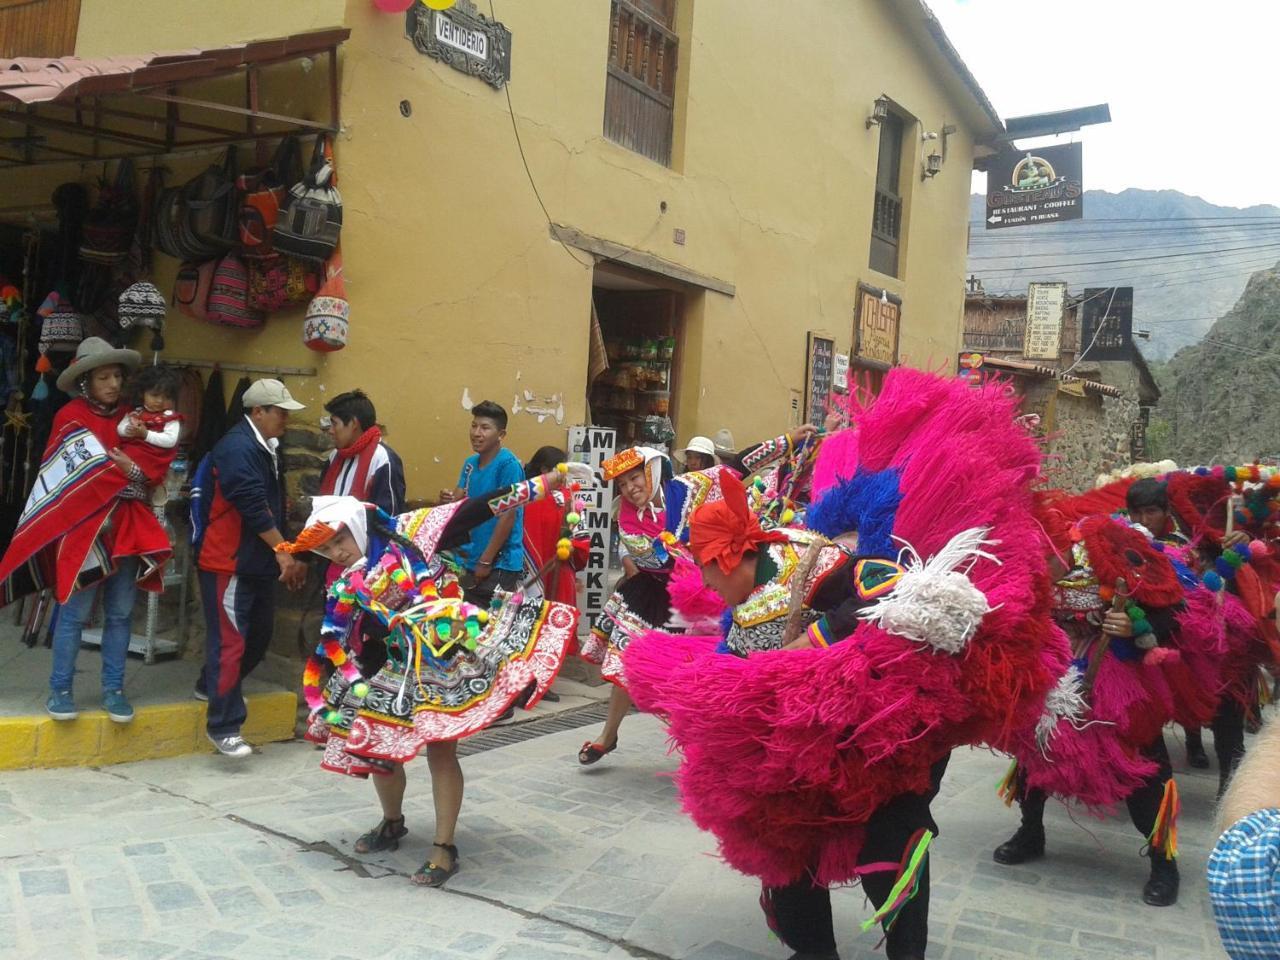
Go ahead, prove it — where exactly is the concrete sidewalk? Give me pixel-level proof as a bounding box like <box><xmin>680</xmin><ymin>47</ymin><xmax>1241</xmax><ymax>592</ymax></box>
<box><xmin>0</xmin><ymin>615</ymin><xmax>605</xmax><ymax>770</ymax></box>
<box><xmin>0</xmin><ymin>711</ymin><xmax>1234</xmax><ymax>960</ymax></box>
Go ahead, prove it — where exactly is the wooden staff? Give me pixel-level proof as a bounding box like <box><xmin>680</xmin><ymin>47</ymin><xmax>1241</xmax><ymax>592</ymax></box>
<box><xmin>1083</xmin><ymin>576</ymin><xmax>1128</xmax><ymax>698</ymax></box>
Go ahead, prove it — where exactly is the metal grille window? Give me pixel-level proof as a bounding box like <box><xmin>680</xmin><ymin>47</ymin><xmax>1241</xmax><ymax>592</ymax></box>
<box><xmin>604</xmin><ymin>0</ymin><xmax>678</xmax><ymax>167</ymax></box>
<box><xmin>869</xmin><ymin>112</ymin><xmax>904</xmax><ymax>278</ymax></box>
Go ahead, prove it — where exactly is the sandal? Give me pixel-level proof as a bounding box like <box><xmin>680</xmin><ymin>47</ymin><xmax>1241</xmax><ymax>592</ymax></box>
<box><xmin>354</xmin><ymin>816</ymin><xmax>407</xmax><ymax>854</ymax></box>
<box><xmin>578</xmin><ymin>739</ymin><xmax>617</xmax><ymax>765</ymax></box>
<box><xmin>412</xmin><ymin>842</ymin><xmax>460</xmax><ymax>887</ymax></box>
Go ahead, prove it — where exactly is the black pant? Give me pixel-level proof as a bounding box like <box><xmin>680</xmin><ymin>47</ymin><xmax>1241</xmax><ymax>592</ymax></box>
<box><xmin>767</xmin><ymin>754</ymin><xmax>951</xmax><ymax>959</ymax></box>
<box><xmin>1018</xmin><ymin>734</ymin><xmax>1171</xmax><ymax>840</ymax></box>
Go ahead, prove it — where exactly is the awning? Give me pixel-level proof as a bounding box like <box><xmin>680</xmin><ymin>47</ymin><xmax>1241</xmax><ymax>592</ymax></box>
<box><xmin>0</xmin><ymin>28</ymin><xmax>348</xmax><ymax>167</ymax></box>
<box><xmin>975</xmin><ymin>355</ymin><xmax>1123</xmax><ymax>398</ymax></box>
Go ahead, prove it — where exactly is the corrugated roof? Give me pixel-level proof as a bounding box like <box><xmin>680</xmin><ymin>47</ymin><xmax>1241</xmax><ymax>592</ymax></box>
<box><xmin>0</xmin><ymin>29</ymin><xmax>348</xmax><ymax>105</ymax></box>
<box><xmin>981</xmin><ymin>355</ymin><xmax>1124</xmax><ymax>398</ymax></box>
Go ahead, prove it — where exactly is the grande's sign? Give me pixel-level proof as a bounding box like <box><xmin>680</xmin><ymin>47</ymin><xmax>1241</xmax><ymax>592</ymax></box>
<box><xmin>985</xmin><ymin>143</ymin><xmax>1083</xmax><ymax>229</ymax></box>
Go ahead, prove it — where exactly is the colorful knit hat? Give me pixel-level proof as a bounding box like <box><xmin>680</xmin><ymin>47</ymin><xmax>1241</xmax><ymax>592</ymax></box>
<box><xmin>117</xmin><ymin>281</ymin><xmax>167</xmax><ymax>330</ymax></box>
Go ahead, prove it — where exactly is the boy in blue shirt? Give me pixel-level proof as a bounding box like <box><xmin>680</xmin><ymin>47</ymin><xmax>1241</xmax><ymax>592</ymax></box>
<box><xmin>440</xmin><ymin>400</ymin><xmax>525</xmax><ymax>607</ymax></box>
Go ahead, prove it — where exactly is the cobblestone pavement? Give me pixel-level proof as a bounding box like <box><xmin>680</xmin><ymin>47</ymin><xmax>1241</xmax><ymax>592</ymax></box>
<box><xmin>0</xmin><ymin>712</ymin><xmax>1233</xmax><ymax>960</ymax></box>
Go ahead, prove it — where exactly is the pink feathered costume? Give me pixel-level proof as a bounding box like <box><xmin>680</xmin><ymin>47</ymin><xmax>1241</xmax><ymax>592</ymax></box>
<box><xmin>624</xmin><ymin>369</ymin><xmax>1059</xmax><ymax>891</ymax></box>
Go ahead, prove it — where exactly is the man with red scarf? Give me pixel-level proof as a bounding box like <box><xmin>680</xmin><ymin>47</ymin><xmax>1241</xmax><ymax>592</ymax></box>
<box><xmin>320</xmin><ymin>390</ymin><xmax>405</xmax><ymax>520</ymax></box>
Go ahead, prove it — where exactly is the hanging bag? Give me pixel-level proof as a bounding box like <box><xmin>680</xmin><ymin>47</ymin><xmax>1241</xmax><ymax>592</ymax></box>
<box><xmin>173</xmin><ymin>260</ymin><xmax>216</xmax><ymax>322</ymax></box>
<box><xmin>303</xmin><ymin>249</ymin><xmax>348</xmax><ymax>352</ymax></box>
<box><xmin>247</xmin><ymin>254</ymin><xmax>319</xmax><ymax>312</ymax></box>
<box><xmin>273</xmin><ymin>135</ymin><xmax>342</xmax><ymax>263</ymax></box>
<box><xmin>79</xmin><ymin>159</ymin><xmax>138</xmax><ymax>265</ymax></box>
<box><xmin>179</xmin><ymin>147</ymin><xmax>239</xmax><ymax>257</ymax></box>
<box><xmin>205</xmin><ymin>253</ymin><xmax>265</xmax><ymax>330</ymax></box>
<box><xmin>238</xmin><ymin>135</ymin><xmax>302</xmax><ymax>258</ymax></box>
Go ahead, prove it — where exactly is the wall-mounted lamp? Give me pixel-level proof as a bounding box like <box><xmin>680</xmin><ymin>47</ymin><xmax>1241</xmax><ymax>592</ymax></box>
<box><xmin>866</xmin><ymin>96</ymin><xmax>890</xmax><ymax>129</ymax></box>
<box><xmin>922</xmin><ymin>152</ymin><xmax>943</xmax><ymax>180</ymax></box>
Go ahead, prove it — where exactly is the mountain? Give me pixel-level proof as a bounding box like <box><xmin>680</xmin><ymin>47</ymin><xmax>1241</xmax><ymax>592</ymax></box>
<box><xmin>1148</xmin><ymin>264</ymin><xmax>1280</xmax><ymax>464</ymax></box>
<box><xmin>966</xmin><ymin>189</ymin><xmax>1280</xmax><ymax>360</ymax></box>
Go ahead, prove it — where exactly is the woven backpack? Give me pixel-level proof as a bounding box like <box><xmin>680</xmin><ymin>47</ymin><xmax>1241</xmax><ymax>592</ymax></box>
<box><xmin>178</xmin><ymin>147</ymin><xmax>239</xmax><ymax>258</ymax></box>
<box><xmin>204</xmin><ymin>254</ymin><xmax>264</xmax><ymax>330</ymax></box>
<box><xmin>237</xmin><ymin>135</ymin><xmax>303</xmax><ymax>259</ymax></box>
<box><xmin>79</xmin><ymin>159</ymin><xmax>138</xmax><ymax>265</ymax></box>
<box><xmin>273</xmin><ymin>135</ymin><xmax>342</xmax><ymax>264</ymax></box>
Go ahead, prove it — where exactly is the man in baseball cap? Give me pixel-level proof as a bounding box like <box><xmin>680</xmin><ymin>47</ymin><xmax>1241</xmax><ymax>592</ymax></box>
<box><xmin>195</xmin><ymin>378</ymin><xmax>305</xmax><ymax>758</ymax></box>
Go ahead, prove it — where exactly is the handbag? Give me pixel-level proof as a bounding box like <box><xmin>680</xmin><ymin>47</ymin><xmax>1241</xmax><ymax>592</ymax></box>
<box><xmin>247</xmin><ymin>254</ymin><xmax>319</xmax><ymax>312</ymax></box>
<box><xmin>273</xmin><ymin>135</ymin><xmax>342</xmax><ymax>263</ymax></box>
<box><xmin>238</xmin><ymin>135</ymin><xmax>303</xmax><ymax>258</ymax></box>
<box><xmin>205</xmin><ymin>253</ymin><xmax>265</xmax><ymax>329</ymax></box>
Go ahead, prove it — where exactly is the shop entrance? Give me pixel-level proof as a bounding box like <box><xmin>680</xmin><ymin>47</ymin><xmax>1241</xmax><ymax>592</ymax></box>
<box><xmin>588</xmin><ymin>264</ymin><xmax>684</xmax><ymax>454</ymax></box>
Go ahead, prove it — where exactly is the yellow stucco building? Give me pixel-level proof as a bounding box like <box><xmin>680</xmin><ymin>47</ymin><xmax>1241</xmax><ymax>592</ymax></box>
<box><xmin>2</xmin><ymin>0</ymin><xmax>1002</xmax><ymax>497</ymax></box>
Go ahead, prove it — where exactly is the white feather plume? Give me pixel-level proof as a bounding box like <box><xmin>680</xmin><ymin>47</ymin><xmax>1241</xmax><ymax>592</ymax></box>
<box><xmin>858</xmin><ymin>526</ymin><xmax>998</xmax><ymax>654</ymax></box>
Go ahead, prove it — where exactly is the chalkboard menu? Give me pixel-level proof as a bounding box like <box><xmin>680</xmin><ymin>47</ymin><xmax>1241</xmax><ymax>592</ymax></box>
<box><xmin>805</xmin><ymin>333</ymin><xmax>835</xmax><ymax>426</ymax></box>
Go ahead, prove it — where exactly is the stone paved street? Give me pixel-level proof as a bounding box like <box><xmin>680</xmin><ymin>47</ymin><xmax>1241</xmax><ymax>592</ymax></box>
<box><xmin>0</xmin><ymin>712</ymin><xmax>1234</xmax><ymax>960</ymax></box>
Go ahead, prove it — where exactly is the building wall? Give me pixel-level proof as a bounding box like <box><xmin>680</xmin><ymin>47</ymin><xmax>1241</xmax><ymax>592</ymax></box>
<box><xmin>34</xmin><ymin>0</ymin><xmax>988</xmax><ymax>501</ymax></box>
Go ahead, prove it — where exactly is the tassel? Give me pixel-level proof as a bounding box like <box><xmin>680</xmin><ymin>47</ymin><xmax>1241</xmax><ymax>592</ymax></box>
<box><xmin>34</xmin><ymin>352</ymin><xmax>52</xmax><ymax>373</ymax></box>
<box><xmin>1146</xmin><ymin>778</ymin><xmax>1180</xmax><ymax>861</ymax></box>
<box><xmin>860</xmin><ymin>829</ymin><xmax>934</xmax><ymax>933</ymax></box>
<box><xmin>31</xmin><ymin>375</ymin><xmax>49</xmax><ymax>401</ymax></box>
<box><xmin>996</xmin><ymin>759</ymin><xmax>1019</xmax><ymax>808</ymax></box>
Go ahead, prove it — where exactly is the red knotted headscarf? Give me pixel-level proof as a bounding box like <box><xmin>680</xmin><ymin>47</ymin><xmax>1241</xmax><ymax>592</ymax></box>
<box><xmin>689</xmin><ymin>470</ymin><xmax>787</xmax><ymax>574</ymax></box>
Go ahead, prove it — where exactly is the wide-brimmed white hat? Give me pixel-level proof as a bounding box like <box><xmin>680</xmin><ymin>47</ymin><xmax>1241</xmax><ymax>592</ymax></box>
<box><xmin>55</xmin><ymin>336</ymin><xmax>140</xmax><ymax>394</ymax></box>
<box><xmin>683</xmin><ymin>436</ymin><xmax>716</xmax><ymax>458</ymax></box>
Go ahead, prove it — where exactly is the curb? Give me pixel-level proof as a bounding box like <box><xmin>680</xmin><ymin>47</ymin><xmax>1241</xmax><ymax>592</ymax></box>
<box><xmin>0</xmin><ymin>690</ymin><xmax>297</xmax><ymax>771</ymax></box>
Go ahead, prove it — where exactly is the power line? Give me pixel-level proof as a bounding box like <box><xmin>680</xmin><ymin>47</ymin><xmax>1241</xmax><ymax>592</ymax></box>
<box><xmin>967</xmin><ymin>231</ymin><xmax>1280</xmax><ymax>262</ymax></box>
<box><xmin>971</xmin><ymin>240</ymin><xmax>1280</xmax><ymax>275</ymax></box>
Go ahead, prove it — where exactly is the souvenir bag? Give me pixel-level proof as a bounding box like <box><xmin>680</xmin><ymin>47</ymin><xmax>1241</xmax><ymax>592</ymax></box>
<box><xmin>273</xmin><ymin>135</ymin><xmax>342</xmax><ymax>263</ymax></box>
<box><xmin>173</xmin><ymin>260</ymin><xmax>215</xmax><ymax>321</ymax></box>
<box><xmin>178</xmin><ymin>147</ymin><xmax>239</xmax><ymax>257</ymax></box>
<box><xmin>247</xmin><ymin>254</ymin><xmax>319</xmax><ymax>312</ymax></box>
<box><xmin>205</xmin><ymin>253</ymin><xmax>265</xmax><ymax>330</ymax></box>
<box><xmin>302</xmin><ymin>250</ymin><xmax>348</xmax><ymax>352</ymax></box>
<box><xmin>79</xmin><ymin>159</ymin><xmax>138</xmax><ymax>265</ymax></box>
<box><xmin>238</xmin><ymin>135</ymin><xmax>302</xmax><ymax>258</ymax></box>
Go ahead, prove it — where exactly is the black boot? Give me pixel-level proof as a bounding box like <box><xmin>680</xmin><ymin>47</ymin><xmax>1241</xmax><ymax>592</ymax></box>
<box><xmin>993</xmin><ymin>823</ymin><xmax>1045</xmax><ymax>865</ymax></box>
<box><xmin>1184</xmin><ymin>728</ymin><xmax>1209</xmax><ymax>769</ymax></box>
<box><xmin>1142</xmin><ymin>852</ymin><xmax>1179</xmax><ymax>906</ymax></box>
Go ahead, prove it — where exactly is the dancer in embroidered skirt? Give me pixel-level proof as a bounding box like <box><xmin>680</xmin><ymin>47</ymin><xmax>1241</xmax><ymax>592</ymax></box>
<box><xmin>624</xmin><ymin>369</ymin><xmax>1058</xmax><ymax>960</ymax></box>
<box><xmin>278</xmin><ymin>463</ymin><xmax>591</xmax><ymax>886</ymax></box>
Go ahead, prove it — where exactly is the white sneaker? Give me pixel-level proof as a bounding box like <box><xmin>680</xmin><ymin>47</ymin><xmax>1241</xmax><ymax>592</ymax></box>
<box><xmin>207</xmin><ymin>733</ymin><xmax>253</xmax><ymax>758</ymax></box>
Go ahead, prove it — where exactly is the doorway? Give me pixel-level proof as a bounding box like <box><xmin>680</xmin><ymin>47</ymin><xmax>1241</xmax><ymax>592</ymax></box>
<box><xmin>588</xmin><ymin>264</ymin><xmax>685</xmax><ymax>454</ymax></box>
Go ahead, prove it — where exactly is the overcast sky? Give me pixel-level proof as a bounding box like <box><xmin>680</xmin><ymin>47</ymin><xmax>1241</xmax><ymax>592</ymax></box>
<box><xmin>930</xmin><ymin>0</ymin><xmax>1278</xmax><ymax>211</ymax></box>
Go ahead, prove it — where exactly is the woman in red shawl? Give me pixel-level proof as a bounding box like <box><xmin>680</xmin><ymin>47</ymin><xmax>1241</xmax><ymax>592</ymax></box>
<box><xmin>521</xmin><ymin>446</ymin><xmax>588</xmax><ymax>608</ymax></box>
<box><xmin>0</xmin><ymin>338</ymin><xmax>173</xmax><ymax>723</ymax></box>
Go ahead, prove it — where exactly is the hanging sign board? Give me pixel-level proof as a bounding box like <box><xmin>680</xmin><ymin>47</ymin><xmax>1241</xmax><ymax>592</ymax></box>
<box><xmin>1024</xmin><ymin>282</ymin><xmax>1067</xmax><ymax>359</ymax></box>
<box><xmin>855</xmin><ymin>284</ymin><xmax>901</xmax><ymax>367</ymax></box>
<box><xmin>804</xmin><ymin>333</ymin><xmax>835</xmax><ymax>426</ymax></box>
<box><xmin>568</xmin><ymin>425</ymin><xmax>616</xmax><ymax>628</ymax></box>
<box><xmin>406</xmin><ymin>0</ymin><xmax>512</xmax><ymax>90</ymax></box>
<box><xmin>1079</xmin><ymin>286</ymin><xmax>1134</xmax><ymax>360</ymax></box>
<box><xmin>985</xmin><ymin>143</ymin><xmax>1083</xmax><ymax>229</ymax></box>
